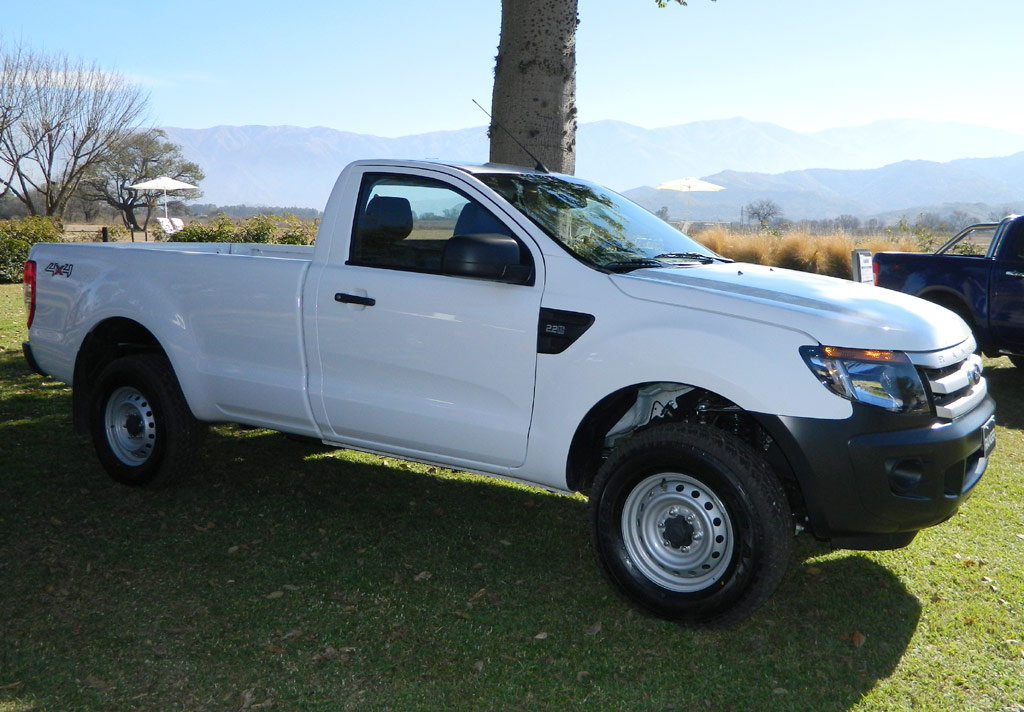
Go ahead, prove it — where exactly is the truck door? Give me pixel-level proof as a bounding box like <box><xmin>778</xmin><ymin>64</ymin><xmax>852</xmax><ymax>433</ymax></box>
<box><xmin>309</xmin><ymin>169</ymin><xmax>543</xmax><ymax>468</ymax></box>
<box><xmin>988</xmin><ymin>218</ymin><xmax>1024</xmax><ymax>352</ymax></box>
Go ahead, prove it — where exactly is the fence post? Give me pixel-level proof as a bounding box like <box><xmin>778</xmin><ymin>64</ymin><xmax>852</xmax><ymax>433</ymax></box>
<box><xmin>101</xmin><ymin>227</ymin><xmax>109</xmax><ymax>243</ymax></box>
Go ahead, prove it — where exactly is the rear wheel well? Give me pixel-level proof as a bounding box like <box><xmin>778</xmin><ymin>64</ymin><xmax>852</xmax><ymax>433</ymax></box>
<box><xmin>920</xmin><ymin>291</ymin><xmax>975</xmax><ymax>328</ymax></box>
<box><xmin>566</xmin><ymin>383</ymin><xmax>806</xmax><ymax>519</ymax></box>
<box><xmin>72</xmin><ymin>318</ymin><xmax>166</xmax><ymax>436</ymax></box>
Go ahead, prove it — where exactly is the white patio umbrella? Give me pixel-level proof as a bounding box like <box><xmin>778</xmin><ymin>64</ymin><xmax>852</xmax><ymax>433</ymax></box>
<box><xmin>129</xmin><ymin>176</ymin><xmax>199</xmax><ymax>219</ymax></box>
<box><xmin>655</xmin><ymin>177</ymin><xmax>725</xmax><ymax>221</ymax></box>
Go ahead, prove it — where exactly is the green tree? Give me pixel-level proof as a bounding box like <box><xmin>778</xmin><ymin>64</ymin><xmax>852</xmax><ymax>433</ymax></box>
<box><xmin>488</xmin><ymin>1</ymin><xmax>708</xmax><ymax>173</ymax></box>
<box><xmin>79</xmin><ymin>130</ymin><xmax>203</xmax><ymax>239</ymax></box>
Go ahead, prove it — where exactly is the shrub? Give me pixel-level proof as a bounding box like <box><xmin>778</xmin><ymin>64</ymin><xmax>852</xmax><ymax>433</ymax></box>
<box><xmin>171</xmin><ymin>221</ymin><xmax>210</xmax><ymax>242</ymax></box>
<box><xmin>0</xmin><ymin>237</ymin><xmax>31</xmax><ymax>284</ymax></box>
<box><xmin>0</xmin><ymin>217</ymin><xmax>64</xmax><ymax>283</ymax></box>
<box><xmin>277</xmin><ymin>214</ymin><xmax>318</xmax><ymax>245</ymax></box>
<box><xmin>811</xmin><ymin>235</ymin><xmax>856</xmax><ymax>279</ymax></box>
<box><xmin>0</xmin><ymin>216</ymin><xmax>63</xmax><ymax>244</ymax></box>
<box><xmin>773</xmin><ymin>231</ymin><xmax>816</xmax><ymax>273</ymax></box>
<box><xmin>692</xmin><ymin>226</ymin><xmax>922</xmax><ymax>279</ymax></box>
<box><xmin>172</xmin><ymin>214</ymin><xmax>237</xmax><ymax>243</ymax></box>
<box><xmin>238</xmin><ymin>215</ymin><xmax>275</xmax><ymax>243</ymax></box>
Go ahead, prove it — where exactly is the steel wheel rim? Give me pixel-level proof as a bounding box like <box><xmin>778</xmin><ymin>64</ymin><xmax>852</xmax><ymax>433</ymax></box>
<box><xmin>621</xmin><ymin>472</ymin><xmax>734</xmax><ymax>592</ymax></box>
<box><xmin>104</xmin><ymin>386</ymin><xmax>156</xmax><ymax>466</ymax></box>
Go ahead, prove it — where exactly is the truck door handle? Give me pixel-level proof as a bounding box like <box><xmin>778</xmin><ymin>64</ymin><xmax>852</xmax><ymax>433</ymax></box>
<box><xmin>334</xmin><ymin>293</ymin><xmax>376</xmax><ymax>307</ymax></box>
<box><xmin>1005</xmin><ymin>271</ymin><xmax>1024</xmax><ymax>279</ymax></box>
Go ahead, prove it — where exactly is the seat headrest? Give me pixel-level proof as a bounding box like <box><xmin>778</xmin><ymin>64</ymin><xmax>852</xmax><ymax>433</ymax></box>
<box><xmin>455</xmin><ymin>202</ymin><xmax>511</xmax><ymax>237</ymax></box>
<box><xmin>361</xmin><ymin>196</ymin><xmax>413</xmax><ymax>242</ymax></box>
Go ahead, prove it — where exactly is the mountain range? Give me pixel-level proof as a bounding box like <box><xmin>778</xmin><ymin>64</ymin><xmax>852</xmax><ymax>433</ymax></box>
<box><xmin>162</xmin><ymin>118</ymin><xmax>1024</xmax><ymax>221</ymax></box>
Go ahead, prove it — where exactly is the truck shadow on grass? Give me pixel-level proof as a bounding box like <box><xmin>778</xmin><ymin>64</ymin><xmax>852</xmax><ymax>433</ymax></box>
<box><xmin>980</xmin><ymin>359</ymin><xmax>1024</xmax><ymax>429</ymax></box>
<box><xmin>0</xmin><ymin>413</ymin><xmax>920</xmax><ymax>712</ymax></box>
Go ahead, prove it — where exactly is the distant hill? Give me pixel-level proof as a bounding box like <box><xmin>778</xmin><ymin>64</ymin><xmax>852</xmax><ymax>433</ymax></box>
<box><xmin>626</xmin><ymin>154</ymin><xmax>1024</xmax><ymax>222</ymax></box>
<box><xmin>162</xmin><ymin>118</ymin><xmax>1024</xmax><ymax>217</ymax></box>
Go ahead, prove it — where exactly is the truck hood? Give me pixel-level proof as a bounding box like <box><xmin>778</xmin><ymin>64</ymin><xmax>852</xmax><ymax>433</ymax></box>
<box><xmin>612</xmin><ymin>262</ymin><xmax>971</xmax><ymax>352</ymax></box>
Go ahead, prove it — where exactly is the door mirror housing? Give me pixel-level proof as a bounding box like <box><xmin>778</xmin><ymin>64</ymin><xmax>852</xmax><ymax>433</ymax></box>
<box><xmin>442</xmin><ymin>233</ymin><xmax>533</xmax><ymax>285</ymax></box>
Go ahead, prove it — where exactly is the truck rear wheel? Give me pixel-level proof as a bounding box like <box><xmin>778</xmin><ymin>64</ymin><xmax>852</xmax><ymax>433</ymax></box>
<box><xmin>89</xmin><ymin>354</ymin><xmax>204</xmax><ymax>488</ymax></box>
<box><xmin>589</xmin><ymin>423</ymin><xmax>791</xmax><ymax>627</ymax></box>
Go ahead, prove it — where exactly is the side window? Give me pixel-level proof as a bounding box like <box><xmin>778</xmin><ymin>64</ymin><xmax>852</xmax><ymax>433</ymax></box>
<box><xmin>1001</xmin><ymin>219</ymin><xmax>1024</xmax><ymax>261</ymax></box>
<box><xmin>349</xmin><ymin>173</ymin><xmax>526</xmax><ymax>275</ymax></box>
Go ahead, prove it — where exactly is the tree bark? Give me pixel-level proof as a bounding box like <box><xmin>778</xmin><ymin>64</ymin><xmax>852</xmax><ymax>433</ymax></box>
<box><xmin>490</xmin><ymin>0</ymin><xmax>577</xmax><ymax>174</ymax></box>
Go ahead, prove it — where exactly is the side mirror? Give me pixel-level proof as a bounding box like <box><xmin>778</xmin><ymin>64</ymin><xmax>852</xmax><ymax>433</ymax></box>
<box><xmin>442</xmin><ymin>233</ymin><xmax>533</xmax><ymax>285</ymax></box>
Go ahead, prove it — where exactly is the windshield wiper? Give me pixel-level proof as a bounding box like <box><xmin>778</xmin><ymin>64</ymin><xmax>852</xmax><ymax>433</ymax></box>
<box><xmin>600</xmin><ymin>257</ymin><xmax>666</xmax><ymax>273</ymax></box>
<box><xmin>652</xmin><ymin>251</ymin><xmax>725</xmax><ymax>264</ymax></box>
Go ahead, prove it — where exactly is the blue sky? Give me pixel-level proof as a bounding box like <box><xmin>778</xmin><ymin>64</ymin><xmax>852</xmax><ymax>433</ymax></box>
<box><xmin>5</xmin><ymin>0</ymin><xmax>1023</xmax><ymax>137</ymax></box>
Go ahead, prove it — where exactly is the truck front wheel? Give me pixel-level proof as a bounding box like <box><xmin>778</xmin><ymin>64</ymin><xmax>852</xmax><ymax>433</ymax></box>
<box><xmin>89</xmin><ymin>354</ymin><xmax>204</xmax><ymax>487</ymax></box>
<box><xmin>589</xmin><ymin>423</ymin><xmax>791</xmax><ymax>627</ymax></box>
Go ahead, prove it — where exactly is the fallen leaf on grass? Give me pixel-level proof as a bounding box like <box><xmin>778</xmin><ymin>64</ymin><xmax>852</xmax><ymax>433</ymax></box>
<box><xmin>583</xmin><ymin>621</ymin><xmax>602</xmax><ymax>636</ymax></box>
<box><xmin>474</xmin><ymin>660</ymin><xmax>484</xmax><ymax>673</ymax></box>
<box><xmin>0</xmin><ymin>681</ymin><xmax>24</xmax><ymax>690</ymax></box>
<box><xmin>265</xmin><ymin>591</ymin><xmax>284</xmax><ymax>600</ymax></box>
<box><xmin>282</xmin><ymin>584</ymin><xmax>300</xmax><ymax>591</ymax></box>
<box><xmin>840</xmin><ymin>630</ymin><xmax>867</xmax><ymax>648</ymax></box>
<box><xmin>413</xmin><ymin>571</ymin><xmax>432</xmax><ymax>582</ymax></box>
<box><xmin>468</xmin><ymin>588</ymin><xmax>488</xmax><ymax>602</ymax></box>
<box><xmin>193</xmin><ymin>522</ymin><xmax>215</xmax><ymax>532</ymax></box>
<box><xmin>576</xmin><ymin>671</ymin><xmax>590</xmax><ymax>682</ymax></box>
<box><xmin>534</xmin><ymin>632</ymin><xmax>549</xmax><ymax>640</ymax></box>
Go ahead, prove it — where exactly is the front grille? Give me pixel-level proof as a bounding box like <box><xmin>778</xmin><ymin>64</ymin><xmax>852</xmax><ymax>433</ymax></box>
<box><xmin>912</xmin><ymin>349</ymin><xmax>986</xmax><ymax>420</ymax></box>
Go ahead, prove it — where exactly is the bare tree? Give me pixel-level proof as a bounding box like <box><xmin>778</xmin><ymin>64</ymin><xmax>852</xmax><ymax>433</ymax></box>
<box><xmin>80</xmin><ymin>129</ymin><xmax>203</xmax><ymax>239</ymax></box>
<box><xmin>743</xmin><ymin>199</ymin><xmax>783</xmax><ymax>229</ymax></box>
<box><xmin>0</xmin><ymin>44</ymin><xmax>36</xmax><ymax>200</ymax></box>
<box><xmin>0</xmin><ymin>45</ymin><xmax>149</xmax><ymax>217</ymax></box>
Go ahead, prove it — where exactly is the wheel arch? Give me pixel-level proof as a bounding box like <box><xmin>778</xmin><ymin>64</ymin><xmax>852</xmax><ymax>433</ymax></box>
<box><xmin>72</xmin><ymin>317</ymin><xmax>168</xmax><ymax>436</ymax></box>
<box><xmin>917</xmin><ymin>288</ymin><xmax>974</xmax><ymax>327</ymax></box>
<box><xmin>565</xmin><ymin>381</ymin><xmax>807</xmax><ymax>521</ymax></box>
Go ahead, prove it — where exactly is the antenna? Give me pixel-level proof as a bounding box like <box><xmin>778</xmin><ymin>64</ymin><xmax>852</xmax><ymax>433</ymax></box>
<box><xmin>473</xmin><ymin>99</ymin><xmax>549</xmax><ymax>174</ymax></box>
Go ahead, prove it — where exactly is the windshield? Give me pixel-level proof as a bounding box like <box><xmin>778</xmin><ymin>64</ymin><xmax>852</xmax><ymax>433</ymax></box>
<box><xmin>477</xmin><ymin>172</ymin><xmax>725</xmax><ymax>272</ymax></box>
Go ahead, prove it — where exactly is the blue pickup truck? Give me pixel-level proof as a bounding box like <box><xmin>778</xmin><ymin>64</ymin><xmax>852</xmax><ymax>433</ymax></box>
<box><xmin>873</xmin><ymin>215</ymin><xmax>1024</xmax><ymax>366</ymax></box>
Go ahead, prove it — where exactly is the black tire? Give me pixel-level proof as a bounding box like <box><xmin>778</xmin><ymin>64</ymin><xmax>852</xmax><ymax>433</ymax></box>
<box><xmin>589</xmin><ymin>423</ymin><xmax>792</xmax><ymax>627</ymax></box>
<box><xmin>89</xmin><ymin>354</ymin><xmax>204</xmax><ymax>488</ymax></box>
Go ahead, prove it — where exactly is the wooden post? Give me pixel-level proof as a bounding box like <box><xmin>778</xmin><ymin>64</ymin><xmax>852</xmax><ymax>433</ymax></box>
<box><xmin>101</xmin><ymin>227</ymin><xmax>109</xmax><ymax>243</ymax></box>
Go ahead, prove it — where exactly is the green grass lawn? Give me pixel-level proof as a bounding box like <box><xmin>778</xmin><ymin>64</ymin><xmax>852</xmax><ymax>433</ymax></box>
<box><xmin>1</xmin><ymin>282</ymin><xmax>1022</xmax><ymax>711</ymax></box>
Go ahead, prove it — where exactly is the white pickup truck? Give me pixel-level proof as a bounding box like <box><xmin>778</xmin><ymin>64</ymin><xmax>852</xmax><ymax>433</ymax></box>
<box><xmin>22</xmin><ymin>159</ymin><xmax>995</xmax><ymax>626</ymax></box>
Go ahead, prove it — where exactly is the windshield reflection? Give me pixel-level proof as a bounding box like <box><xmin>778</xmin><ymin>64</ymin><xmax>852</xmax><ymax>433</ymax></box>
<box><xmin>477</xmin><ymin>173</ymin><xmax>726</xmax><ymax>272</ymax></box>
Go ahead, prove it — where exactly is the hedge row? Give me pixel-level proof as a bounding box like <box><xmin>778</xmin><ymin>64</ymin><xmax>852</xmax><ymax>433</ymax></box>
<box><xmin>0</xmin><ymin>217</ymin><xmax>64</xmax><ymax>284</ymax></box>
<box><xmin>172</xmin><ymin>214</ymin><xmax>318</xmax><ymax>245</ymax></box>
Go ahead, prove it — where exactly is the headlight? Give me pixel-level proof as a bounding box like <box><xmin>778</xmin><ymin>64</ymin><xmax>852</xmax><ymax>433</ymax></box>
<box><xmin>800</xmin><ymin>345</ymin><xmax>930</xmax><ymax>415</ymax></box>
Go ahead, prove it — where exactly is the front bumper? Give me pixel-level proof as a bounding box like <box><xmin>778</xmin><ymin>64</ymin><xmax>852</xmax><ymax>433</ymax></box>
<box><xmin>757</xmin><ymin>395</ymin><xmax>996</xmax><ymax>550</ymax></box>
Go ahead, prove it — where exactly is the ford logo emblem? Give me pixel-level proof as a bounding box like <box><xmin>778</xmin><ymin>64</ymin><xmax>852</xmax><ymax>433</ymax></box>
<box><xmin>967</xmin><ymin>364</ymin><xmax>982</xmax><ymax>387</ymax></box>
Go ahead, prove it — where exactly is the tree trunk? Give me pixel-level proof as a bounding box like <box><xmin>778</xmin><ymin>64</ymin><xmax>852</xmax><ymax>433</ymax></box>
<box><xmin>489</xmin><ymin>0</ymin><xmax>577</xmax><ymax>174</ymax></box>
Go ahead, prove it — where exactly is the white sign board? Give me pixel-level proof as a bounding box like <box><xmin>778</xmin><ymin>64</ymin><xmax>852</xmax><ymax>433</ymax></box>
<box><xmin>851</xmin><ymin>249</ymin><xmax>873</xmax><ymax>283</ymax></box>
